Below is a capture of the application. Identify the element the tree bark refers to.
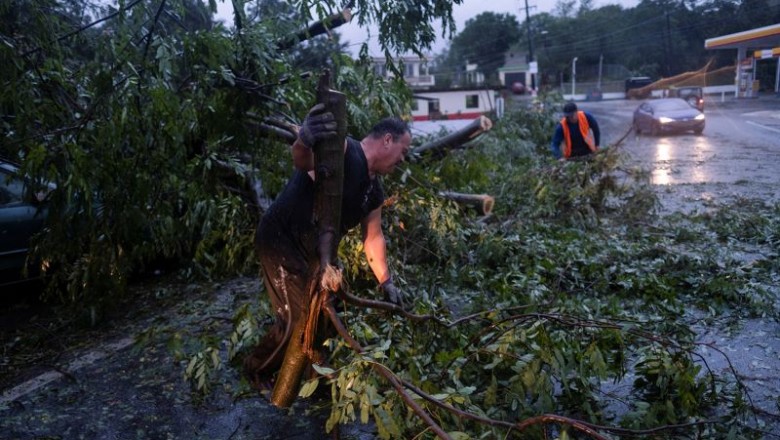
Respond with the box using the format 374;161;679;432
270;70;347;409
277;9;353;50
439;191;495;216
411;115;493;156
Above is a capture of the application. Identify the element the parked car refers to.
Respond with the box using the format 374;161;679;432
511;82;526;94
0;159;52;287
633;98;705;136
670;86;704;111
625;76;653;98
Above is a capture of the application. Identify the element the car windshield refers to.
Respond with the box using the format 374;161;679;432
653;100;693;111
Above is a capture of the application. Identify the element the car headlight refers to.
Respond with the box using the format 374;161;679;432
658;117;674;124
694;114;705;120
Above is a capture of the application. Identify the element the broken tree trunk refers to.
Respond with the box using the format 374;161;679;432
277;8;353;50
312;71;347;286
270;70;347;408
439;191;495;216
411;115;493;156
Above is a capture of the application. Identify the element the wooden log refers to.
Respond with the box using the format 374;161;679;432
277;8;353;50
439;191;495;216
412;115;493;156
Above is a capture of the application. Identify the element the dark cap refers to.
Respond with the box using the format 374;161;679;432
563;102;578;115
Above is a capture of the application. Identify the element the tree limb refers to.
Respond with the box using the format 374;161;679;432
323;301;453;440
277;9;353;51
438;191;494;216
411;116;493;156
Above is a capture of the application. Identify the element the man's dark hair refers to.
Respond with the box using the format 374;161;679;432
563;102;578;115
368;117;410;141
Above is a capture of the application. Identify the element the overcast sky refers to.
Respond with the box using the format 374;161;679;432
214;0;639;56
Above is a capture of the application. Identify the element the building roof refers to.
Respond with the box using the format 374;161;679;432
705;23;780;50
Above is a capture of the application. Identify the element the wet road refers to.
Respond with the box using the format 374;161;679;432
585;95;780;436
581;96;780;212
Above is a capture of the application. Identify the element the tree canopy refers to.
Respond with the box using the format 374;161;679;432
0;0;462;303
440;12;522;85
432;0;779;88
522;0;780;82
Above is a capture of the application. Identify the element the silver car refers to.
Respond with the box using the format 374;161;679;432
633;98;705;136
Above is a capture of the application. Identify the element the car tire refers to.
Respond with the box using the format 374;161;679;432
694;128;703;135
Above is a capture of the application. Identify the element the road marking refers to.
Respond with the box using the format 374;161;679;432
745;120;780;134
0;337;134;405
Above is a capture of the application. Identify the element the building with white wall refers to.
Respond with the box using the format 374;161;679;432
371;56;435;89
410;88;497;121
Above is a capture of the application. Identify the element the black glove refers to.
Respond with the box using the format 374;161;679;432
380;277;404;308
298;103;337;148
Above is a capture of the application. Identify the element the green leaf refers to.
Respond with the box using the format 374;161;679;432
298;378;320;398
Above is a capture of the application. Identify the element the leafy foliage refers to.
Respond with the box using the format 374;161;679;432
0;0;430;307
3;1;779;438
204;101;778;438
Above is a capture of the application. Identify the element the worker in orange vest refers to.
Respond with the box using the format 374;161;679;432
550;102;600;160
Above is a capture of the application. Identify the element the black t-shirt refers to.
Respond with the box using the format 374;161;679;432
256;138;384;265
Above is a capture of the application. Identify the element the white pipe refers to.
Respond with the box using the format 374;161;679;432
775;57;779;94
571;57;578;97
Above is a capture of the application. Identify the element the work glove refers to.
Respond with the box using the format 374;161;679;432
380;277;405;309
298;103;337;149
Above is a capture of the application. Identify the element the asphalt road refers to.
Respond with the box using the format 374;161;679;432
583;94;780;437
579;95;780;213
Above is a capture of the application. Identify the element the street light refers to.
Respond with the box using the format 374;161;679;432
571;57;578;97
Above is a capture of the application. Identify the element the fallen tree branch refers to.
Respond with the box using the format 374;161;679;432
325;299;614;439
323;301;453;440
438;191;494;216
412;115;493;156
277;9;353;50
247;120;296;144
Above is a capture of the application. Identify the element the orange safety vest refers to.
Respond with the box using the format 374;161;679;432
560;111;597;158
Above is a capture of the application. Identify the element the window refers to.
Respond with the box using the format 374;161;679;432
411;100;419;111
466;95;479;109
0;171;24;206
404;63;414;77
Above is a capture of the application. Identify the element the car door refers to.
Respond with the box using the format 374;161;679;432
637;103;654;131
0;168;47;282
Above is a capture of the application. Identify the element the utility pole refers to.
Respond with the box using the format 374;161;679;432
524;0;536;93
664;12;672;76
597;54;603;89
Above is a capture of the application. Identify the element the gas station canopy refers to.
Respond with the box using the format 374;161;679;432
705;23;780;97
705;23;780;51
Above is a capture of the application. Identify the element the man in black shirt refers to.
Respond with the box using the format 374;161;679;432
244;105;411;389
